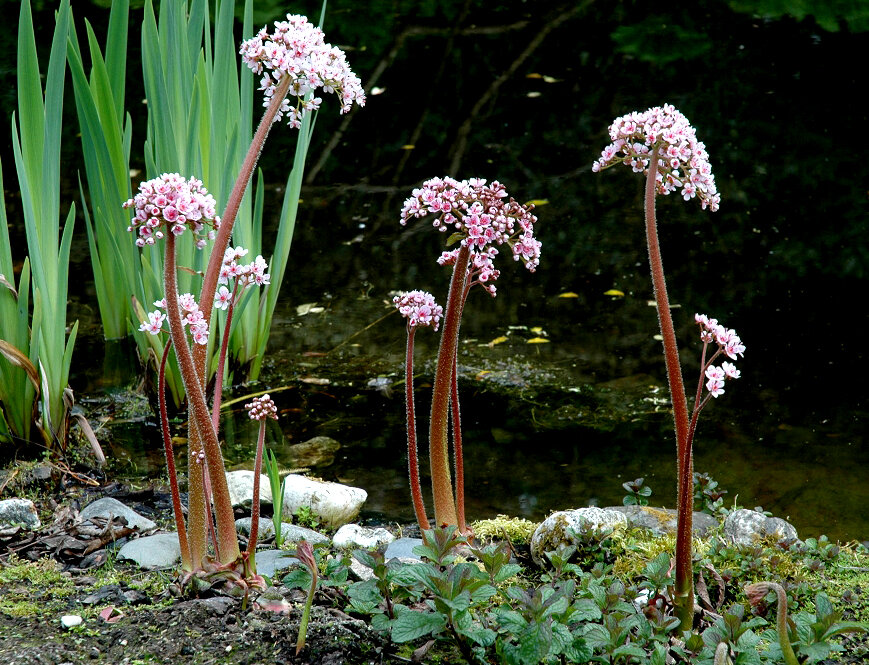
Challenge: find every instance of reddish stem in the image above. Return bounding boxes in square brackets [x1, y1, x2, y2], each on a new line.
[428, 244, 471, 527]
[158, 339, 191, 570]
[450, 350, 466, 534]
[246, 419, 267, 572]
[643, 145, 693, 629]
[404, 327, 431, 530]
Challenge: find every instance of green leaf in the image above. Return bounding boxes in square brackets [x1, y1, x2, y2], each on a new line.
[390, 610, 446, 642]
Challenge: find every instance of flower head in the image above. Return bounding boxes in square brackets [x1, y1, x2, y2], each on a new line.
[400, 177, 541, 295]
[140, 294, 210, 345]
[123, 173, 220, 248]
[393, 290, 443, 331]
[246, 394, 278, 421]
[593, 104, 720, 212]
[696, 313, 744, 397]
[239, 14, 366, 128]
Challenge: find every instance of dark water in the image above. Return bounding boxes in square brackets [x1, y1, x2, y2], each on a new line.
[5, 1, 868, 540]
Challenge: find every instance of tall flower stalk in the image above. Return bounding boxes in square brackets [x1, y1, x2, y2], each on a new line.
[594, 104, 742, 630]
[123, 14, 363, 578]
[399, 177, 541, 530]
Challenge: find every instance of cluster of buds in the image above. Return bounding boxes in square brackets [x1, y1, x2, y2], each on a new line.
[400, 177, 541, 296]
[393, 290, 443, 330]
[245, 394, 278, 421]
[123, 173, 219, 248]
[139, 294, 210, 346]
[695, 313, 745, 398]
[215, 247, 271, 311]
[592, 104, 720, 212]
[239, 14, 366, 128]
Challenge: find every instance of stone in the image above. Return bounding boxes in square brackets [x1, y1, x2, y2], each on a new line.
[235, 518, 329, 546]
[60, 615, 83, 629]
[117, 532, 181, 569]
[225, 470, 273, 508]
[0, 498, 41, 530]
[252, 550, 300, 579]
[281, 475, 367, 529]
[79, 497, 155, 532]
[384, 537, 423, 561]
[609, 505, 718, 536]
[530, 507, 628, 567]
[723, 508, 799, 547]
[288, 436, 341, 468]
[332, 524, 395, 549]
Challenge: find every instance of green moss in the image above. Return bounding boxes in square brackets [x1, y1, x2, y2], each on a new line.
[471, 514, 537, 544]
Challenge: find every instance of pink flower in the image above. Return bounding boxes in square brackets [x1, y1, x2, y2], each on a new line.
[594, 104, 720, 212]
[246, 394, 278, 421]
[139, 310, 166, 336]
[399, 177, 541, 294]
[239, 14, 365, 126]
[393, 290, 443, 331]
[215, 286, 233, 311]
[123, 173, 220, 248]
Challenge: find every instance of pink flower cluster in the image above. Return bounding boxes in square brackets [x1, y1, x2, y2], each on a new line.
[140, 294, 210, 345]
[695, 313, 745, 398]
[245, 394, 278, 421]
[123, 173, 220, 248]
[393, 290, 443, 330]
[400, 177, 541, 296]
[215, 246, 271, 311]
[239, 14, 366, 128]
[593, 104, 721, 212]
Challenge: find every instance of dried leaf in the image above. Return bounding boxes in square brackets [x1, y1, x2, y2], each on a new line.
[527, 337, 550, 344]
[487, 336, 508, 347]
[604, 289, 625, 297]
[0, 340, 40, 394]
[558, 291, 579, 298]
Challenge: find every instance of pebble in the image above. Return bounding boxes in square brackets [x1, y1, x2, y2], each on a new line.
[60, 615, 83, 628]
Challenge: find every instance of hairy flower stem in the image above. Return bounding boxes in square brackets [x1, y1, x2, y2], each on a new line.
[182, 75, 293, 568]
[163, 234, 240, 566]
[245, 418, 268, 572]
[404, 327, 431, 530]
[158, 339, 191, 570]
[429, 244, 471, 527]
[745, 582, 799, 665]
[644, 145, 693, 629]
[450, 352, 466, 534]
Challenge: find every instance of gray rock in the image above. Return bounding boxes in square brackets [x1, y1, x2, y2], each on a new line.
[609, 505, 718, 536]
[235, 518, 328, 546]
[225, 470, 273, 508]
[254, 549, 300, 579]
[724, 508, 799, 547]
[349, 556, 376, 581]
[530, 507, 628, 567]
[0, 498, 41, 530]
[117, 532, 181, 569]
[288, 436, 341, 468]
[80, 497, 155, 532]
[281, 475, 367, 529]
[332, 524, 395, 549]
[384, 537, 423, 561]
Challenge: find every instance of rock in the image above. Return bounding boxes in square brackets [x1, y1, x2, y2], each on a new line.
[609, 505, 718, 536]
[723, 508, 799, 546]
[384, 537, 423, 561]
[117, 532, 181, 569]
[235, 518, 329, 546]
[60, 615, 83, 629]
[530, 507, 628, 567]
[254, 550, 300, 579]
[225, 470, 273, 508]
[332, 524, 395, 549]
[288, 436, 341, 468]
[80, 497, 156, 532]
[0, 498, 41, 530]
[281, 475, 367, 529]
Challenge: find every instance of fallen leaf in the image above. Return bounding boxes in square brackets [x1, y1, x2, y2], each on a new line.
[604, 289, 625, 297]
[527, 337, 550, 344]
[526, 199, 549, 207]
[296, 303, 325, 316]
[300, 376, 330, 385]
[558, 291, 579, 298]
[529, 326, 545, 335]
[487, 336, 509, 347]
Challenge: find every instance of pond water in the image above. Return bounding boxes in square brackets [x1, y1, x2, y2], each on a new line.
[6, 1, 869, 541]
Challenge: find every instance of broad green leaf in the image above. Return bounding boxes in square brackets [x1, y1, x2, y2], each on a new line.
[390, 610, 446, 642]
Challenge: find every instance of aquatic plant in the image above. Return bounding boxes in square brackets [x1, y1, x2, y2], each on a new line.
[0, 0, 87, 456]
[244, 394, 278, 575]
[123, 12, 364, 580]
[398, 177, 541, 531]
[594, 104, 740, 630]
